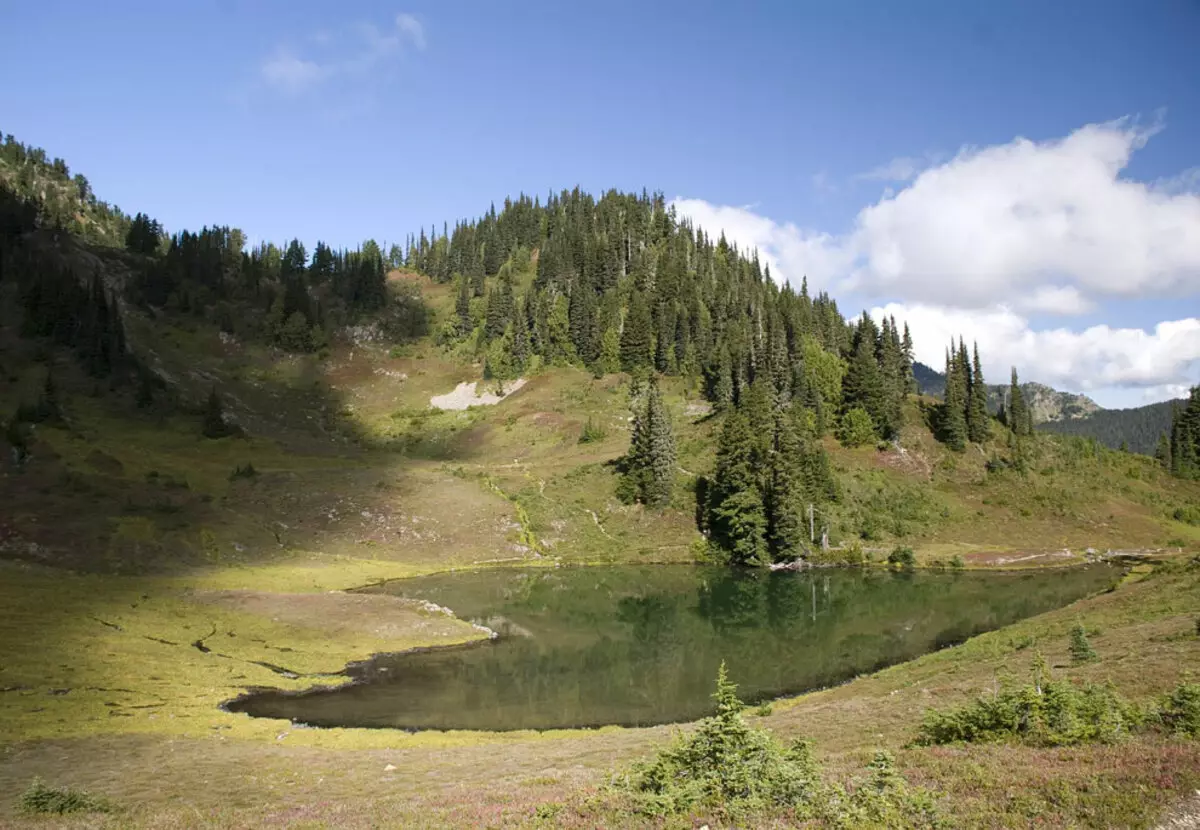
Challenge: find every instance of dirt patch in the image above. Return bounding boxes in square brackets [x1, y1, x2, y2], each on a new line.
[192, 590, 474, 641]
[963, 550, 1079, 567]
[430, 379, 527, 411]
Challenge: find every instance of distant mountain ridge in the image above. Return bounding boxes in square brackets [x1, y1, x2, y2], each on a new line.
[911, 361, 1100, 424]
[1038, 399, 1181, 455]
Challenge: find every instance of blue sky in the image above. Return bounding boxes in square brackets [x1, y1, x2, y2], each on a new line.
[3, 0, 1199, 406]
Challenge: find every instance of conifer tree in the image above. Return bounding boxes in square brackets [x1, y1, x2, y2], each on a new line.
[940, 347, 968, 451]
[765, 408, 807, 559]
[1008, 368, 1033, 437]
[1155, 432, 1172, 470]
[454, 274, 472, 335]
[620, 291, 653, 374]
[620, 376, 676, 507]
[967, 342, 989, 444]
[842, 314, 886, 438]
[598, 325, 621, 375]
[202, 387, 233, 438]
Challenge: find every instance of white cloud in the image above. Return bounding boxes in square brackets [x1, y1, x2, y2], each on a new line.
[395, 13, 426, 50]
[854, 156, 923, 183]
[674, 118, 1200, 312]
[870, 302, 1200, 402]
[260, 50, 327, 93]
[258, 12, 425, 94]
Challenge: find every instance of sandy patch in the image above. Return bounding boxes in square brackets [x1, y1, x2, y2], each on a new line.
[429, 378, 527, 410]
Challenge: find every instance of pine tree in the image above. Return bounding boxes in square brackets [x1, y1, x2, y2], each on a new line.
[620, 291, 653, 374]
[455, 274, 472, 335]
[842, 314, 885, 438]
[765, 408, 807, 560]
[620, 376, 676, 508]
[202, 387, 233, 438]
[940, 347, 968, 451]
[967, 342, 989, 444]
[1155, 432, 1172, 470]
[598, 325, 621, 375]
[706, 408, 769, 565]
[1008, 368, 1032, 437]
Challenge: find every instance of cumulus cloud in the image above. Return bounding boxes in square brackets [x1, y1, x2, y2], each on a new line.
[259, 12, 425, 95]
[671, 118, 1200, 401]
[870, 302, 1200, 398]
[673, 118, 1200, 311]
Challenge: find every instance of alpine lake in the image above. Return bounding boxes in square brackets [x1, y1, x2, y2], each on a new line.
[226, 563, 1119, 731]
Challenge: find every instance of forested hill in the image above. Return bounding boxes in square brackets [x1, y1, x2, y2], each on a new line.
[912, 361, 1099, 424]
[1038, 399, 1180, 455]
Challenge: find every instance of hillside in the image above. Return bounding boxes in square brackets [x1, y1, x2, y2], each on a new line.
[1039, 398, 1180, 455]
[2, 136, 1200, 828]
[913, 360, 1101, 423]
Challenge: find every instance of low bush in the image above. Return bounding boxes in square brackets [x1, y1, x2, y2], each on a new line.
[19, 778, 110, 815]
[616, 664, 941, 826]
[578, 416, 607, 444]
[888, 546, 916, 569]
[1069, 622, 1098, 664]
[1158, 683, 1200, 737]
[914, 656, 1144, 748]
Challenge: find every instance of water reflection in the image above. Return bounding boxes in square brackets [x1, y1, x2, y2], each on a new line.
[227, 564, 1118, 731]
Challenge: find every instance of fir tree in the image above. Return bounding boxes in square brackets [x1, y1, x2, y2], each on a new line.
[1008, 368, 1033, 437]
[620, 376, 676, 507]
[620, 291, 653, 374]
[765, 409, 807, 560]
[842, 314, 886, 438]
[940, 347, 968, 451]
[1155, 432, 1172, 470]
[967, 343, 989, 444]
[454, 274, 472, 335]
[202, 387, 233, 438]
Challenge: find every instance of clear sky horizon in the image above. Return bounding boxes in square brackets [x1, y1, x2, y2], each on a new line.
[3, 0, 1198, 407]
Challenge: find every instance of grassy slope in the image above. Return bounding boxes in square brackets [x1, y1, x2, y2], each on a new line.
[1, 270, 1199, 826]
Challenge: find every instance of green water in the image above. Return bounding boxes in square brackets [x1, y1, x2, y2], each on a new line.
[226, 564, 1118, 731]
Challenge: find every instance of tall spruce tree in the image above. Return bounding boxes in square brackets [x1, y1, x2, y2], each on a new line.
[940, 346, 967, 451]
[620, 376, 676, 507]
[1007, 368, 1033, 437]
[967, 342, 989, 444]
[620, 291, 653, 374]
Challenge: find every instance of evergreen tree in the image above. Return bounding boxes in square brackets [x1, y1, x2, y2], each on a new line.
[842, 314, 886, 437]
[940, 347, 968, 451]
[706, 408, 768, 565]
[598, 325, 621, 375]
[1008, 368, 1033, 437]
[1155, 432, 1172, 470]
[202, 387, 234, 438]
[967, 342, 989, 444]
[620, 291, 654, 374]
[620, 376, 676, 507]
[765, 408, 807, 560]
[455, 274, 472, 335]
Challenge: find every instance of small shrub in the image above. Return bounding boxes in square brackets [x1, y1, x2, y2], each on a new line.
[949, 554, 965, 570]
[616, 665, 941, 825]
[837, 407, 876, 448]
[888, 546, 916, 569]
[1158, 683, 1200, 737]
[19, 778, 110, 815]
[229, 462, 257, 481]
[1068, 622, 1098, 664]
[578, 417, 607, 444]
[914, 657, 1142, 748]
